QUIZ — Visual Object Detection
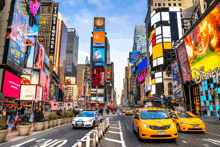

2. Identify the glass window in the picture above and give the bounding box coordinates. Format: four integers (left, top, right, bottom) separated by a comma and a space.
158, 3, 161, 6
163, 3, 165, 6
155, 3, 157, 6
179, 3, 181, 6
173, 3, 176, 6
177, 113, 193, 118
168, 83, 173, 95
168, 3, 171, 6
47, 7, 50, 13
141, 110, 169, 119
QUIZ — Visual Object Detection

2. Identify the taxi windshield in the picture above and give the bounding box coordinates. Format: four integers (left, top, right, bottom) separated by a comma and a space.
177, 113, 193, 118
141, 110, 170, 119
78, 112, 95, 117
165, 110, 170, 113
127, 109, 131, 111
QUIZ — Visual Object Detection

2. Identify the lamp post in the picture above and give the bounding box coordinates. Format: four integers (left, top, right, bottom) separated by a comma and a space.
160, 94, 164, 109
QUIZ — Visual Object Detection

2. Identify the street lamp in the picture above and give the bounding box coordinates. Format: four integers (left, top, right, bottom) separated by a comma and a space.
160, 94, 164, 109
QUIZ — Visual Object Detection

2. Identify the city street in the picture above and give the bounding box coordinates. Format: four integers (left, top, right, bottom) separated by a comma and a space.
101, 112, 220, 147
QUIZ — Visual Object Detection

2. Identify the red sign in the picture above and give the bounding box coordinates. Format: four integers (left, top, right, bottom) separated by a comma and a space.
176, 43, 192, 83
92, 68, 105, 88
3, 70, 21, 98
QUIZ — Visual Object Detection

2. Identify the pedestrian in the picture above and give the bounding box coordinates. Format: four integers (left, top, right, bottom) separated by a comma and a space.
100, 108, 103, 116
218, 108, 220, 120
199, 109, 202, 118
203, 109, 207, 118
20, 107, 25, 116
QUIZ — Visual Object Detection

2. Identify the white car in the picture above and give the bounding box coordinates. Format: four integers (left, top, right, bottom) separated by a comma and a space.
72, 111, 102, 129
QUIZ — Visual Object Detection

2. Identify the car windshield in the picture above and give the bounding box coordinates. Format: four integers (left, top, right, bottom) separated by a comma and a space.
78, 112, 94, 117
165, 110, 170, 113
127, 109, 131, 111
177, 113, 193, 118
141, 110, 170, 119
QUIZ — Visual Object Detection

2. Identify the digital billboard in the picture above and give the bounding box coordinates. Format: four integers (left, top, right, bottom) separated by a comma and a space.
44, 76, 50, 102
93, 32, 105, 43
3, 70, 21, 98
94, 17, 105, 28
31, 70, 40, 84
172, 61, 181, 95
65, 77, 76, 84
33, 43, 44, 69
131, 66, 135, 75
59, 21, 68, 84
20, 85, 36, 100
185, 3, 220, 83
107, 66, 111, 81
6, 0, 29, 73
27, 0, 42, 36
44, 52, 49, 67
92, 68, 105, 88
176, 43, 192, 83
21, 75, 31, 84
40, 70, 46, 87
129, 51, 140, 63
138, 58, 148, 82
92, 48, 105, 66
24, 36, 36, 68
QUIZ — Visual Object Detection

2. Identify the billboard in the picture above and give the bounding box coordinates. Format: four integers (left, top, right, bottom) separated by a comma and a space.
40, 70, 46, 87
6, 0, 29, 73
59, 21, 68, 84
27, 0, 42, 36
33, 43, 44, 70
131, 66, 135, 75
31, 70, 40, 84
49, 3, 59, 55
21, 75, 31, 84
20, 85, 36, 100
176, 43, 192, 83
107, 66, 111, 81
36, 86, 42, 101
43, 76, 50, 102
185, 3, 220, 83
24, 36, 36, 68
65, 77, 76, 84
44, 52, 49, 67
138, 58, 148, 82
3, 70, 21, 98
92, 67, 105, 88
93, 32, 105, 43
172, 61, 181, 95
94, 17, 105, 28
129, 51, 140, 63
92, 48, 105, 66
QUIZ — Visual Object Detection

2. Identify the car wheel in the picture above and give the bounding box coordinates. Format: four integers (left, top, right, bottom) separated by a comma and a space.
176, 124, 181, 132
92, 121, 95, 129
72, 126, 75, 129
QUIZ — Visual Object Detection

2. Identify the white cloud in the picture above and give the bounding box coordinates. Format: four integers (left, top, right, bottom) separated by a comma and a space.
78, 50, 90, 64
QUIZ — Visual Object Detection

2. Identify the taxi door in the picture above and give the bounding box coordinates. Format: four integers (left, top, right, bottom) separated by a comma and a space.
170, 112, 179, 124
133, 110, 140, 132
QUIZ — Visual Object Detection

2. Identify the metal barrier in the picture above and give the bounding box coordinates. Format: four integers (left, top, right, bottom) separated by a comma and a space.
86, 134, 90, 147
77, 140, 82, 147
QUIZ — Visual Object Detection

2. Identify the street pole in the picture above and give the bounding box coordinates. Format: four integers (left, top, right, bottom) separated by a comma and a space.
160, 95, 163, 109
31, 94, 34, 114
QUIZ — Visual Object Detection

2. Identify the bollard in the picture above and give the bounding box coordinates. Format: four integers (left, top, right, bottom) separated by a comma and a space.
98, 124, 102, 139
96, 129, 99, 144
100, 123, 103, 138
86, 134, 90, 147
77, 140, 82, 147
102, 122, 104, 135
92, 131, 96, 147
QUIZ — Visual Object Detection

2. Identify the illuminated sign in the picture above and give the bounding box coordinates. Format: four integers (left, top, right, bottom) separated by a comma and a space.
172, 61, 181, 94
93, 29, 105, 32
93, 32, 105, 43
92, 68, 105, 88
94, 17, 105, 28
129, 51, 140, 63
92, 48, 105, 66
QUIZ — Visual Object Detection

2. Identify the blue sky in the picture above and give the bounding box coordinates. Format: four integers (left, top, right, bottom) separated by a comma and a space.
54, 0, 148, 98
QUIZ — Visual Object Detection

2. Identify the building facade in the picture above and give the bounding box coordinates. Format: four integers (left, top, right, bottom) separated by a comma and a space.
132, 24, 146, 52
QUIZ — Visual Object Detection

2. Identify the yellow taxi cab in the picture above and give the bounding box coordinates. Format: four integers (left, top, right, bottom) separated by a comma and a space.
164, 109, 173, 113
125, 108, 133, 115
132, 108, 178, 140
169, 111, 206, 132
122, 108, 126, 113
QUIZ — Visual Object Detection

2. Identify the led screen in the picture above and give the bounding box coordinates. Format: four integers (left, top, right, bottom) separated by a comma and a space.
94, 17, 105, 28
131, 66, 135, 75
3, 70, 21, 98
138, 58, 148, 82
24, 36, 36, 68
129, 51, 140, 63
92, 68, 105, 88
20, 85, 36, 100
172, 61, 181, 95
185, 3, 220, 82
65, 77, 76, 84
93, 32, 105, 43
31, 70, 39, 84
6, 0, 28, 73
33, 43, 44, 69
92, 48, 105, 66
27, 0, 42, 36
107, 66, 111, 80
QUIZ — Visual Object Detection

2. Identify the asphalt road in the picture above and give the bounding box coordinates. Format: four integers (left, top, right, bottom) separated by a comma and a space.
0, 117, 107, 147
101, 112, 220, 147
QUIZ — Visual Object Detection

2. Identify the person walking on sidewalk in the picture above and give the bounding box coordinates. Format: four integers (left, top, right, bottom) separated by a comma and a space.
199, 109, 202, 118
218, 108, 220, 120
203, 109, 207, 118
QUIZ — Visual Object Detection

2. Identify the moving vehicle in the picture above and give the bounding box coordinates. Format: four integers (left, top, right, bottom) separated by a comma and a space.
125, 108, 133, 115
164, 109, 173, 113
133, 108, 178, 140
72, 111, 102, 129
169, 111, 206, 132
122, 108, 126, 113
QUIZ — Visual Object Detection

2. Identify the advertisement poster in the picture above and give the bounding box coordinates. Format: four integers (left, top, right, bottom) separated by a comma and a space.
36, 86, 42, 101
185, 4, 220, 81
27, 0, 42, 36
65, 77, 76, 84
44, 52, 49, 67
40, 71, 46, 87
59, 22, 68, 84
176, 43, 192, 83
3, 70, 21, 98
93, 32, 105, 44
43, 76, 50, 102
31, 70, 39, 84
92, 48, 105, 66
6, 0, 28, 72
24, 36, 36, 68
172, 61, 181, 95
129, 51, 140, 63
34, 43, 44, 69
138, 58, 148, 82
21, 75, 31, 84
107, 66, 111, 81
20, 85, 36, 100
94, 17, 105, 28
92, 68, 105, 88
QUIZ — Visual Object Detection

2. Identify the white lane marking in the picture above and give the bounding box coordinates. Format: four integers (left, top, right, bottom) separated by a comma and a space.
49, 140, 64, 147
72, 129, 94, 147
206, 132, 220, 137
123, 119, 132, 133
182, 140, 187, 143
206, 138, 220, 143
119, 121, 126, 147
201, 138, 220, 146
57, 140, 68, 147
108, 131, 120, 134
203, 144, 209, 147
10, 138, 36, 147
105, 138, 123, 143
109, 127, 120, 129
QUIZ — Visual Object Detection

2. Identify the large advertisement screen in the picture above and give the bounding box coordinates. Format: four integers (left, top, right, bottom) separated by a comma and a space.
33, 43, 44, 69
65, 77, 76, 84
59, 21, 68, 84
24, 36, 36, 68
129, 51, 140, 63
27, 0, 42, 36
185, 3, 220, 83
172, 61, 181, 95
20, 85, 36, 100
3, 70, 21, 98
92, 48, 105, 66
93, 32, 105, 46
40, 70, 46, 87
43, 76, 50, 102
94, 17, 105, 28
176, 43, 192, 83
31, 70, 40, 84
107, 66, 111, 81
6, 0, 28, 73
92, 68, 105, 88
138, 58, 148, 82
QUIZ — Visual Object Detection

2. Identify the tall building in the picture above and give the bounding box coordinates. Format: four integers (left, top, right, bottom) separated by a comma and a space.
106, 36, 111, 64
132, 24, 146, 52
65, 28, 79, 79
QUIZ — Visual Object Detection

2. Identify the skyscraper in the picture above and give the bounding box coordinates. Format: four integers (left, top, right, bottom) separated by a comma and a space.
132, 24, 146, 52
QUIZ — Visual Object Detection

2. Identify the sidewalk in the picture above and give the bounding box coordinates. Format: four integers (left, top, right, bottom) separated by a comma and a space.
197, 115, 220, 125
